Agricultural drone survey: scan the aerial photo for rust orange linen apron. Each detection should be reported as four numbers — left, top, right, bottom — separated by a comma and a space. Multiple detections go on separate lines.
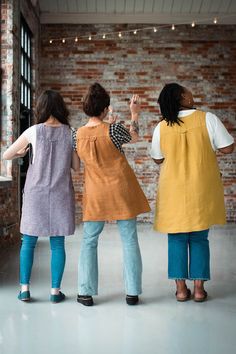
77, 122, 151, 221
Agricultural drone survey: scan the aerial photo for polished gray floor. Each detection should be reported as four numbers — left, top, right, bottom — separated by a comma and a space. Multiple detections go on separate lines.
0, 224, 236, 354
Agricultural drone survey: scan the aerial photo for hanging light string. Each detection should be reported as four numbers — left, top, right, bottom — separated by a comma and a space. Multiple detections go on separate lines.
47, 14, 233, 44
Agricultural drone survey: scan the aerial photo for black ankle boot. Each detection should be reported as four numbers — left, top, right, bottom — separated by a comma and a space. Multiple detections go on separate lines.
77, 295, 94, 306
126, 295, 139, 305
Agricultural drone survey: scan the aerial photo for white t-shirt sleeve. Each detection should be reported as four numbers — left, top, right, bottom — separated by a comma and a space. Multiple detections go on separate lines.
22, 125, 36, 144
150, 123, 164, 159
22, 125, 36, 163
206, 112, 234, 150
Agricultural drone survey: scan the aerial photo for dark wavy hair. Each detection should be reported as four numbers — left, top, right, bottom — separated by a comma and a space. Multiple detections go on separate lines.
158, 83, 185, 126
83, 82, 110, 117
35, 90, 70, 126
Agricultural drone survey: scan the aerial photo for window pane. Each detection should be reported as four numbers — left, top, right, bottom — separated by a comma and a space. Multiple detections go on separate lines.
28, 62, 31, 83
21, 53, 24, 76
28, 89, 31, 109
21, 81, 24, 105
21, 26, 24, 48
24, 59, 28, 80
24, 84, 27, 106
24, 31, 28, 53
28, 37, 31, 57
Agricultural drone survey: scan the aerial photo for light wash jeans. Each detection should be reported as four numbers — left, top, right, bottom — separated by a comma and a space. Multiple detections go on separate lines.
20, 235, 66, 288
168, 229, 210, 280
78, 218, 142, 296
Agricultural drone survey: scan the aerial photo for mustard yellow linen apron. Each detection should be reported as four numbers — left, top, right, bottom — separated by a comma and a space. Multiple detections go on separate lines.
154, 110, 226, 233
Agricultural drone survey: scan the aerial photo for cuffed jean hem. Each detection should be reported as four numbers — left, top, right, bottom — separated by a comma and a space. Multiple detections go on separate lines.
78, 289, 98, 296
189, 277, 210, 281
169, 277, 210, 281
168, 277, 188, 280
127, 290, 142, 296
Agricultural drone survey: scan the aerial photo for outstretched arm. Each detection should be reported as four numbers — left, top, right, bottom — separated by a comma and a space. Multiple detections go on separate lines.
129, 94, 140, 144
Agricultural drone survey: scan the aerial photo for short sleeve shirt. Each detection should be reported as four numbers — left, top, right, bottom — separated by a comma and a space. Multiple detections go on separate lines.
150, 110, 234, 159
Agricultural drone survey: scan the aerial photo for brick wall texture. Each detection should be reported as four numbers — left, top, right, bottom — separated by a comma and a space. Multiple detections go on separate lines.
1, 19, 236, 246
40, 24, 236, 224
0, 0, 40, 247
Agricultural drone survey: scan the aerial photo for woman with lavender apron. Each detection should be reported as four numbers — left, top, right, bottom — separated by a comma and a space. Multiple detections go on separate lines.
3, 90, 80, 303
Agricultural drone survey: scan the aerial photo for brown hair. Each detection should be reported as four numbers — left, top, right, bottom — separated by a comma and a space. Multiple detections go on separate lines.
35, 90, 70, 125
83, 82, 110, 117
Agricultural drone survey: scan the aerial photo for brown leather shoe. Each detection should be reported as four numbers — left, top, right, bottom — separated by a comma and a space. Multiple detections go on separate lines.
193, 290, 208, 302
175, 288, 191, 302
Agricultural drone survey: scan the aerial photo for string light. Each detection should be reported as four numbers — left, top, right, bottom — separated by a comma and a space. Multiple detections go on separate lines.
48, 17, 226, 44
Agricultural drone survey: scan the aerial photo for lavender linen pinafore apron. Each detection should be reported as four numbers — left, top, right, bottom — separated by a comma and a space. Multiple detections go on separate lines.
20, 124, 75, 237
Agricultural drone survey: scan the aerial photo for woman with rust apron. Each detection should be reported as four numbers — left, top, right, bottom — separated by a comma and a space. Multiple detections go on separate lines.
76, 83, 150, 306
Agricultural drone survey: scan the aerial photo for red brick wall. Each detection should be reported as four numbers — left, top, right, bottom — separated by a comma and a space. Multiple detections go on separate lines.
39, 24, 236, 224
40, 24, 236, 224
0, 0, 40, 247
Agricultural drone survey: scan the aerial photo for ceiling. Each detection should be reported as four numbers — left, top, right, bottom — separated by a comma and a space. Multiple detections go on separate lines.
38, 0, 236, 24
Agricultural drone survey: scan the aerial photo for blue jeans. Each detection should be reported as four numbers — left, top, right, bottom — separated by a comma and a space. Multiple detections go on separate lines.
78, 218, 142, 296
168, 229, 210, 280
20, 235, 66, 288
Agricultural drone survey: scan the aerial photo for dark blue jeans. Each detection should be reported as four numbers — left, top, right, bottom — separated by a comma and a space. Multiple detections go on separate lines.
20, 235, 66, 288
168, 229, 210, 280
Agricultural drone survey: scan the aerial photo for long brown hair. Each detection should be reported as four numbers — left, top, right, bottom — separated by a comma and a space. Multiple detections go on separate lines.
35, 90, 70, 125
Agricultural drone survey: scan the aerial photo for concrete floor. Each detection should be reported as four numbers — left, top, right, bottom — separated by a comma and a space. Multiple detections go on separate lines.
0, 224, 236, 354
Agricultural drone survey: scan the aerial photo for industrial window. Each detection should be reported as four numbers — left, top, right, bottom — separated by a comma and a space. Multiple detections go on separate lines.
20, 16, 32, 112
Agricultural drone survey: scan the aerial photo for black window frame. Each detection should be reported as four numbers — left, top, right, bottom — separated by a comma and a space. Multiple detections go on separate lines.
20, 15, 32, 114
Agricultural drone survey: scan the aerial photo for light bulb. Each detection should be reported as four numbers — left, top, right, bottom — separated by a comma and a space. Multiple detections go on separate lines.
75, 37, 78, 42
89, 35, 92, 40
103, 34, 106, 39
171, 24, 175, 30
118, 32, 122, 38
133, 30, 137, 35
214, 17, 218, 24
62, 38, 65, 43
153, 27, 157, 32
49, 39, 53, 44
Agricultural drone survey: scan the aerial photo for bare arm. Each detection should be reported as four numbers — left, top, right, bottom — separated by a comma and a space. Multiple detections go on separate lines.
129, 95, 140, 144
218, 143, 234, 154
71, 151, 80, 172
152, 158, 165, 165
2, 135, 29, 160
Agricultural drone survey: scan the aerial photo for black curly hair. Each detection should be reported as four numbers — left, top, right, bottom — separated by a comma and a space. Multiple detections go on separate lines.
158, 83, 185, 126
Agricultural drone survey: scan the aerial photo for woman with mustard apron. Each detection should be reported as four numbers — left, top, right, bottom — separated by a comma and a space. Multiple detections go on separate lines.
151, 83, 234, 302
76, 83, 150, 306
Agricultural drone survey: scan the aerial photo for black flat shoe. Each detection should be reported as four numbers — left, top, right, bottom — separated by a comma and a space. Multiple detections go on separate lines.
126, 295, 139, 305
77, 295, 94, 306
